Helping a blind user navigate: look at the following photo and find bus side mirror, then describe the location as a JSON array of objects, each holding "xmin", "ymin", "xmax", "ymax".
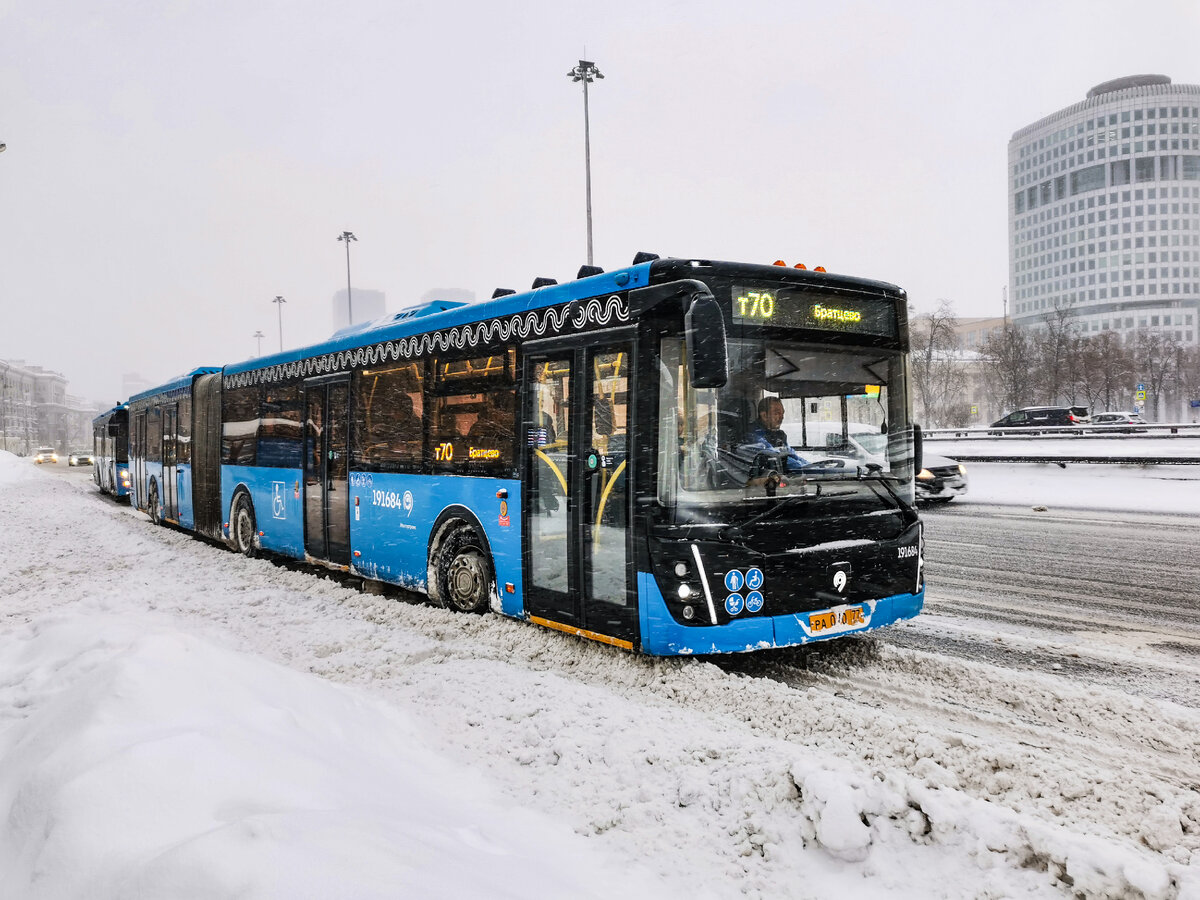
[
  {"xmin": 913, "ymin": 423, "xmax": 923, "ymax": 474},
  {"xmin": 108, "ymin": 423, "xmax": 120, "ymax": 436},
  {"xmin": 685, "ymin": 291, "xmax": 728, "ymax": 389}
]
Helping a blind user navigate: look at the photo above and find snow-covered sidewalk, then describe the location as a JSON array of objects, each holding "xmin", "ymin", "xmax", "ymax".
[{"xmin": 1, "ymin": 452, "xmax": 1197, "ymax": 899}]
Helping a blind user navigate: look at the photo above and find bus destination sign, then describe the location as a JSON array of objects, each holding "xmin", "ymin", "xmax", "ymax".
[{"xmin": 731, "ymin": 285, "xmax": 896, "ymax": 337}]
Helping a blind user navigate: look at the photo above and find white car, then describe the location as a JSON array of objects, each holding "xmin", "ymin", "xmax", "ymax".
[{"xmin": 1089, "ymin": 412, "xmax": 1147, "ymax": 433}]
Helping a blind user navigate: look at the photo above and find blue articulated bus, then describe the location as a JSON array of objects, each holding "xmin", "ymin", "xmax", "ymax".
[
  {"xmin": 92, "ymin": 404, "xmax": 131, "ymax": 499},
  {"xmin": 126, "ymin": 253, "xmax": 925, "ymax": 655}
]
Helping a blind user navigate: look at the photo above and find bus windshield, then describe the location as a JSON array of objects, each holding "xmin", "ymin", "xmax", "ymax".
[{"xmin": 658, "ymin": 336, "xmax": 915, "ymax": 511}]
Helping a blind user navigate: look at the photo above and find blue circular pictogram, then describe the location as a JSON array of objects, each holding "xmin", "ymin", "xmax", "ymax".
[
  {"xmin": 745, "ymin": 590, "xmax": 764, "ymax": 613},
  {"xmin": 745, "ymin": 567, "xmax": 764, "ymax": 590},
  {"xmin": 724, "ymin": 570, "xmax": 744, "ymax": 592},
  {"xmin": 725, "ymin": 593, "xmax": 745, "ymax": 616}
]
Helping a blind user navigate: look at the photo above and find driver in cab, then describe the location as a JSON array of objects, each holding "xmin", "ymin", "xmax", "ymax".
[{"xmin": 745, "ymin": 397, "xmax": 808, "ymax": 471}]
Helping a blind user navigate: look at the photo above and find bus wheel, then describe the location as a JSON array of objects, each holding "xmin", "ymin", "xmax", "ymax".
[
  {"xmin": 148, "ymin": 481, "xmax": 161, "ymax": 525},
  {"xmin": 232, "ymin": 493, "xmax": 257, "ymax": 557},
  {"xmin": 439, "ymin": 527, "xmax": 491, "ymax": 614}
]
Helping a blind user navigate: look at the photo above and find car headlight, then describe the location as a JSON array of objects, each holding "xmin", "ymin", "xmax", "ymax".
[
  {"xmin": 957, "ymin": 464, "xmax": 967, "ymax": 475},
  {"xmin": 916, "ymin": 468, "xmax": 934, "ymax": 480}
]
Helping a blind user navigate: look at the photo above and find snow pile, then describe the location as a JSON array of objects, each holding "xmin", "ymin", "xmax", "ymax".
[
  {"xmin": 1, "ymin": 466, "xmax": 1198, "ymax": 898},
  {"xmin": 0, "ymin": 615, "xmax": 651, "ymax": 899},
  {"xmin": 0, "ymin": 449, "xmax": 39, "ymax": 486}
]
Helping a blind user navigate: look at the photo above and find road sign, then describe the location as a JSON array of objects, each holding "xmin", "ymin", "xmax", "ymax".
[
  {"xmin": 1137, "ymin": 383, "xmax": 1145, "ymax": 392},
  {"xmin": 970, "ymin": 405, "xmax": 978, "ymax": 415}
]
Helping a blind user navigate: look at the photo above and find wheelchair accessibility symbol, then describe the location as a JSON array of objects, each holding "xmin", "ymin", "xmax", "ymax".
[{"xmin": 272, "ymin": 482, "xmax": 286, "ymax": 519}]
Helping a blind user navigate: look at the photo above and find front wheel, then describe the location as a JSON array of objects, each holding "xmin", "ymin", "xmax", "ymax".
[
  {"xmin": 438, "ymin": 527, "xmax": 492, "ymax": 614},
  {"xmin": 232, "ymin": 493, "xmax": 257, "ymax": 557}
]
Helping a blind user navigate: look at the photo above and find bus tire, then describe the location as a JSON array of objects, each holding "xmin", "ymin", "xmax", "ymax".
[
  {"xmin": 148, "ymin": 481, "xmax": 161, "ymax": 525},
  {"xmin": 232, "ymin": 492, "xmax": 257, "ymax": 557},
  {"xmin": 438, "ymin": 526, "xmax": 491, "ymax": 614}
]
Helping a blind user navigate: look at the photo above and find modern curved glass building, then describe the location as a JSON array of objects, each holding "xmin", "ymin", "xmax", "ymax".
[{"xmin": 1009, "ymin": 74, "xmax": 1200, "ymax": 346}]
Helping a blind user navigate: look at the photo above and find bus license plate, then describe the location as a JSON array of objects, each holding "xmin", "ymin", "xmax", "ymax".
[{"xmin": 808, "ymin": 604, "xmax": 868, "ymax": 634}]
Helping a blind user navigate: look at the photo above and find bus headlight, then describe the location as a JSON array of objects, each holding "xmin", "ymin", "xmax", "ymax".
[{"xmin": 678, "ymin": 584, "xmax": 692, "ymax": 599}]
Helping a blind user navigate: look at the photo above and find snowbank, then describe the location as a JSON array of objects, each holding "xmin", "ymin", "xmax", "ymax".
[
  {"xmin": 1, "ymin": 461, "xmax": 1198, "ymax": 898},
  {"xmin": 0, "ymin": 615, "xmax": 652, "ymax": 899}
]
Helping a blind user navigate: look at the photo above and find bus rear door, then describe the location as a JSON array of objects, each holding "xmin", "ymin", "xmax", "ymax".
[
  {"xmin": 522, "ymin": 334, "xmax": 636, "ymax": 647},
  {"xmin": 303, "ymin": 376, "xmax": 351, "ymax": 567}
]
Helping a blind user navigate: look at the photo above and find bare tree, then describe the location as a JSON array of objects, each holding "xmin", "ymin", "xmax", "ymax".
[
  {"xmin": 1077, "ymin": 332, "xmax": 1132, "ymax": 413},
  {"xmin": 1179, "ymin": 346, "xmax": 1200, "ymax": 423},
  {"xmin": 1132, "ymin": 329, "xmax": 1181, "ymax": 421},
  {"xmin": 1032, "ymin": 303, "xmax": 1082, "ymax": 406},
  {"xmin": 979, "ymin": 323, "xmax": 1036, "ymax": 415},
  {"xmin": 909, "ymin": 300, "xmax": 967, "ymax": 427}
]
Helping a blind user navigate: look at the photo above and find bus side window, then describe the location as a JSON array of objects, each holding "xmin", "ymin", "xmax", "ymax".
[{"xmin": 352, "ymin": 364, "xmax": 424, "ymax": 471}]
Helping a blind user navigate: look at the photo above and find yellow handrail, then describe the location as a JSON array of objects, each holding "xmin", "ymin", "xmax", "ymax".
[
  {"xmin": 534, "ymin": 449, "xmax": 568, "ymax": 494},
  {"xmin": 594, "ymin": 459, "xmax": 627, "ymax": 531}
]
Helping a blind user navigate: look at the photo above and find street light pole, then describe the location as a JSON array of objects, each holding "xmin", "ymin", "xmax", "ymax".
[
  {"xmin": 253, "ymin": 330, "xmax": 264, "ymax": 356},
  {"xmin": 568, "ymin": 60, "xmax": 603, "ymax": 266},
  {"xmin": 338, "ymin": 231, "xmax": 357, "ymax": 326},
  {"xmin": 272, "ymin": 296, "xmax": 286, "ymax": 352}
]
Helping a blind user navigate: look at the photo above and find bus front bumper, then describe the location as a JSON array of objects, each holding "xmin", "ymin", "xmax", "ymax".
[{"xmin": 637, "ymin": 571, "xmax": 924, "ymax": 656}]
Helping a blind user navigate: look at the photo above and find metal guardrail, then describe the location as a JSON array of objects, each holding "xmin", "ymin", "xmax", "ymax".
[
  {"xmin": 925, "ymin": 423, "xmax": 1200, "ymax": 439},
  {"xmin": 945, "ymin": 455, "xmax": 1200, "ymax": 465},
  {"xmin": 922, "ymin": 423, "xmax": 1200, "ymax": 465}
]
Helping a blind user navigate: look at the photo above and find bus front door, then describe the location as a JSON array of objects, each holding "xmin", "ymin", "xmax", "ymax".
[
  {"xmin": 523, "ymin": 338, "xmax": 636, "ymax": 647},
  {"xmin": 303, "ymin": 377, "xmax": 351, "ymax": 566}
]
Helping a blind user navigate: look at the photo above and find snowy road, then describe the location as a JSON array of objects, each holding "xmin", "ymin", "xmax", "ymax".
[
  {"xmin": 889, "ymin": 501, "xmax": 1200, "ymax": 706},
  {"xmin": 2, "ymin": 457, "xmax": 1198, "ymax": 899}
]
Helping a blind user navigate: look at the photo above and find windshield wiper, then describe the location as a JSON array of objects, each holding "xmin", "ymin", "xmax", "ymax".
[
  {"xmin": 718, "ymin": 487, "xmax": 855, "ymax": 542},
  {"xmin": 852, "ymin": 465, "xmax": 916, "ymax": 516}
]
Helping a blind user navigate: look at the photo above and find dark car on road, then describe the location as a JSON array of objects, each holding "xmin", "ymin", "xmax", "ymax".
[{"xmin": 989, "ymin": 406, "xmax": 1089, "ymax": 434}]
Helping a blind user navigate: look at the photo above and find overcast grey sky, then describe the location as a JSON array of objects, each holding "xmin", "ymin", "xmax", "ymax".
[{"xmin": 2, "ymin": 0, "xmax": 1198, "ymax": 405}]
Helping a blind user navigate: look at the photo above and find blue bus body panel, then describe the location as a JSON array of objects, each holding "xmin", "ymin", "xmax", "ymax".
[
  {"xmin": 221, "ymin": 466, "xmax": 305, "ymax": 557},
  {"xmin": 175, "ymin": 463, "xmax": 194, "ymax": 529},
  {"xmin": 127, "ymin": 368, "xmax": 220, "ymax": 405},
  {"xmin": 348, "ymin": 473, "xmax": 523, "ymax": 615},
  {"xmin": 637, "ymin": 572, "xmax": 925, "ymax": 656}
]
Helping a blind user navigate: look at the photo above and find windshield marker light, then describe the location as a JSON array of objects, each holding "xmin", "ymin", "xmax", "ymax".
[{"xmin": 690, "ymin": 543, "xmax": 718, "ymax": 625}]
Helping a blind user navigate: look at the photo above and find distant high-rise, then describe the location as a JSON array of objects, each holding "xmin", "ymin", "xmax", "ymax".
[
  {"xmin": 1008, "ymin": 74, "xmax": 1200, "ymax": 346},
  {"xmin": 420, "ymin": 287, "xmax": 476, "ymax": 305},
  {"xmin": 332, "ymin": 288, "xmax": 385, "ymax": 331}
]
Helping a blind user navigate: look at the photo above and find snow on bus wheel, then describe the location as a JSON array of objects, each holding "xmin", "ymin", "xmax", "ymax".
[
  {"xmin": 232, "ymin": 492, "xmax": 257, "ymax": 558},
  {"xmin": 439, "ymin": 526, "xmax": 491, "ymax": 614}
]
